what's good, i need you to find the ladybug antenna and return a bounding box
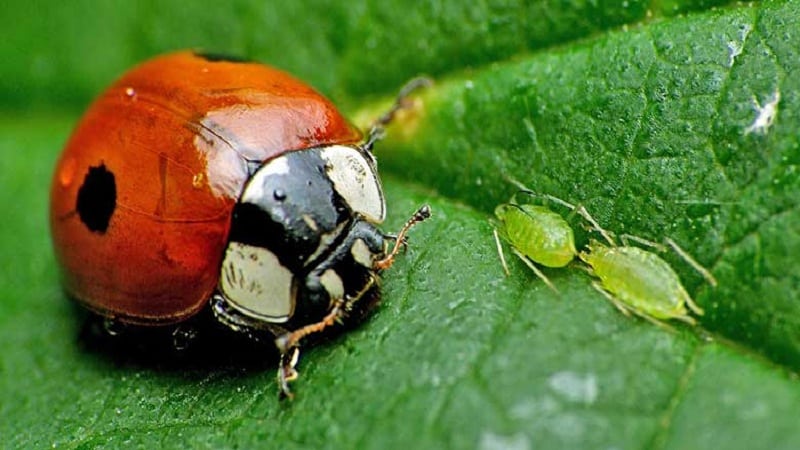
[363,76,433,152]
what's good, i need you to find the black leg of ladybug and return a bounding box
[375,205,432,271]
[362,77,433,152]
[102,317,125,336]
[171,324,199,351]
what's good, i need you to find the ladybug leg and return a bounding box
[273,297,345,400]
[274,295,349,356]
[374,204,431,270]
[171,324,199,351]
[381,232,409,255]
[362,77,433,151]
[277,346,300,400]
[273,275,379,399]
[102,317,126,336]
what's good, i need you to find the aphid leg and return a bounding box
[590,282,630,316]
[591,282,678,331]
[684,296,705,316]
[621,234,717,291]
[672,312,698,326]
[511,247,559,293]
[363,77,433,152]
[631,309,679,332]
[664,238,718,288]
[493,228,511,276]
[575,261,595,276]
[374,205,432,270]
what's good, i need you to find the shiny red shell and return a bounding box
[50,51,362,325]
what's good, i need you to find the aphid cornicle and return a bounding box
[49,51,432,398]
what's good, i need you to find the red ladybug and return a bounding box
[50,51,430,398]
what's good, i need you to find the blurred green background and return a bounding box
[3,1,800,449]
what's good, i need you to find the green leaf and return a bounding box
[3,1,800,449]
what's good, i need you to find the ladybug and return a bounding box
[50,51,431,398]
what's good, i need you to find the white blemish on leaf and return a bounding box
[726,23,752,67]
[509,395,559,420]
[547,371,599,405]
[479,431,530,450]
[745,90,780,135]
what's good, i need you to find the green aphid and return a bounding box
[495,202,576,267]
[493,191,603,292]
[580,236,717,327]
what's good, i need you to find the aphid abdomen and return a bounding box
[587,246,687,319]
[508,205,575,268]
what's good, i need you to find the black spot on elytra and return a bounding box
[76,163,116,233]
[194,51,251,63]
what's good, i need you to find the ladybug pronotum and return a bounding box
[50,51,430,398]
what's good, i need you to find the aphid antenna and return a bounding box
[492,228,511,276]
[363,76,433,152]
[502,175,575,208]
[505,202,543,224]
[591,282,679,332]
[511,247,559,294]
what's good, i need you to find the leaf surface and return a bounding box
[2,1,799,449]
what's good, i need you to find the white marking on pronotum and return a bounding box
[351,238,374,267]
[321,145,386,223]
[220,242,294,322]
[241,156,291,202]
[745,90,780,135]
